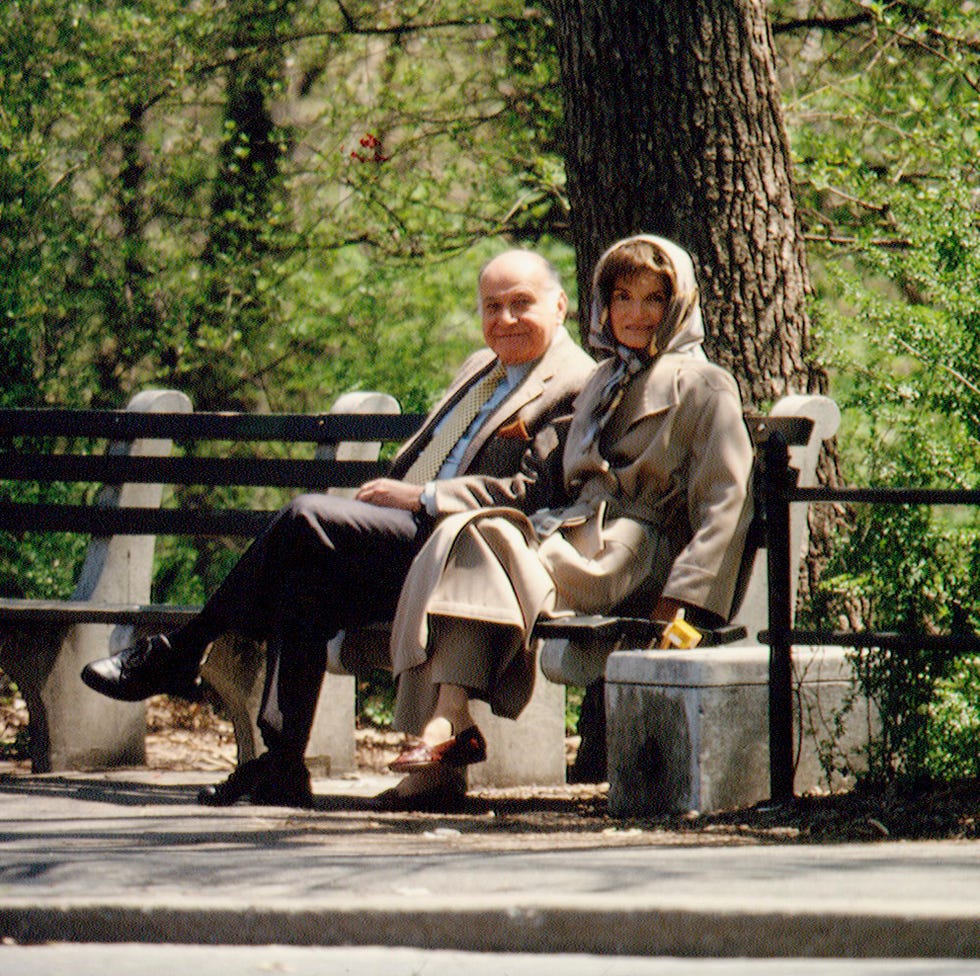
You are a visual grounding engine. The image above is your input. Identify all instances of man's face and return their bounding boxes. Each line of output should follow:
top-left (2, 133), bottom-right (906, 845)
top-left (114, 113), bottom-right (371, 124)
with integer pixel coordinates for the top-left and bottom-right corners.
top-left (479, 252), bottom-right (567, 366)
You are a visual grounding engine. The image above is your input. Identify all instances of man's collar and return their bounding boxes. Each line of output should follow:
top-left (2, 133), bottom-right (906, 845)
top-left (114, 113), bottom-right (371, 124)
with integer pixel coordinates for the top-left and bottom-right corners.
top-left (505, 360), bottom-right (534, 386)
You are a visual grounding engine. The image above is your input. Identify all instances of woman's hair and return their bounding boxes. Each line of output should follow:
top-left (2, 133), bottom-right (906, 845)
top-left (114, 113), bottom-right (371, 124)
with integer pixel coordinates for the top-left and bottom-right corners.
top-left (594, 239), bottom-right (675, 314)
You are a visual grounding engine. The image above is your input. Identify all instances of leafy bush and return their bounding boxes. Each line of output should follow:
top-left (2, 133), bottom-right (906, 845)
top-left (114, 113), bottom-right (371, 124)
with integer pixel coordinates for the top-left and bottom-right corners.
top-left (781, 0), bottom-right (980, 784)
top-left (803, 228), bottom-right (980, 785)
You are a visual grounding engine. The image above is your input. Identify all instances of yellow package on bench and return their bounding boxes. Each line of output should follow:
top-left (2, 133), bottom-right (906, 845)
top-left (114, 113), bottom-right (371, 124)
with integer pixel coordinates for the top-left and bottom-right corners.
top-left (658, 609), bottom-right (703, 650)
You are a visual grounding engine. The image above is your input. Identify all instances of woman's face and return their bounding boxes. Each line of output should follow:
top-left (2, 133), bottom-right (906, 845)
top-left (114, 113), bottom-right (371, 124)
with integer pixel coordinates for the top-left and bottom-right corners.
top-left (608, 269), bottom-right (670, 351)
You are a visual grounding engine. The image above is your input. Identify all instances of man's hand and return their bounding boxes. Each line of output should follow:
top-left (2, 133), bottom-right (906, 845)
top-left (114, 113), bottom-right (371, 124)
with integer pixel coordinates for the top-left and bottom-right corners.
top-left (356, 478), bottom-right (424, 512)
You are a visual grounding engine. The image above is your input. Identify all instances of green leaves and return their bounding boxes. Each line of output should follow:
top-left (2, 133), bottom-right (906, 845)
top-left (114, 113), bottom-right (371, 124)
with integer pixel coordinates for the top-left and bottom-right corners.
top-left (776, 1), bottom-right (980, 783)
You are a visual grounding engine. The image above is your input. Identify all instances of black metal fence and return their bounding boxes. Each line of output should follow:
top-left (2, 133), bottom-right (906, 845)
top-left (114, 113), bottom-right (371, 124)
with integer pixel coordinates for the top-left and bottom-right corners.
top-left (759, 432), bottom-right (980, 802)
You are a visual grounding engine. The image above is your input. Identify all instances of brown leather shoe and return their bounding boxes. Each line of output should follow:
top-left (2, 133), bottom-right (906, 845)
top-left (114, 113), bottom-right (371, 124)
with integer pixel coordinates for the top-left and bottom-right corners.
top-left (389, 725), bottom-right (487, 773)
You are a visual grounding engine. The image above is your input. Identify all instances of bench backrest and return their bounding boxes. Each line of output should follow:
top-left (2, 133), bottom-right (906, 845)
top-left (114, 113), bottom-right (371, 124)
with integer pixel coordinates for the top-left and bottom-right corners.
top-left (0, 399), bottom-right (425, 540)
top-left (1, 390), bottom-right (840, 635)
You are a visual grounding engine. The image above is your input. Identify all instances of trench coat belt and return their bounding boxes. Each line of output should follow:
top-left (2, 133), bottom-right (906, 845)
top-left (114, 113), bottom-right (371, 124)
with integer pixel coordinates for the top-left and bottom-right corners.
top-left (529, 500), bottom-right (598, 538)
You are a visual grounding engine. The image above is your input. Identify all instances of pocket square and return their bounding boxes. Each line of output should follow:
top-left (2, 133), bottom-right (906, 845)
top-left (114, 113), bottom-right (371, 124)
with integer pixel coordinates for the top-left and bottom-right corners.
top-left (496, 418), bottom-right (530, 440)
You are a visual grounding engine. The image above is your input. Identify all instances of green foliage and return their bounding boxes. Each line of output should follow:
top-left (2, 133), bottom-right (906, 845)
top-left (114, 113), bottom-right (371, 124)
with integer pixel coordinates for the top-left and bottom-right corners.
top-left (822, 511), bottom-right (980, 780)
top-left (357, 670), bottom-right (396, 728)
top-left (3, 0), bottom-right (978, 777)
top-left (0, 1), bottom-right (573, 609)
top-left (0, 482), bottom-right (88, 599)
top-left (1, 0), bottom-right (566, 408)
top-left (926, 653), bottom-right (980, 781)
top-left (774, 1), bottom-right (980, 782)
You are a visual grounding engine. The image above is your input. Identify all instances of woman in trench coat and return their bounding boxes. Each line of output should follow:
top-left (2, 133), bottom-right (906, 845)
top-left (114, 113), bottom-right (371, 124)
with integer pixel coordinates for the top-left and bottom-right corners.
top-left (377, 234), bottom-right (754, 810)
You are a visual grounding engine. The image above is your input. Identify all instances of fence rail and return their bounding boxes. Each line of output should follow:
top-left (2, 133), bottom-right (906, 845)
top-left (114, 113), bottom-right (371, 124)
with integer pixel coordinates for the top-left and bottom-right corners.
top-left (761, 432), bottom-right (980, 803)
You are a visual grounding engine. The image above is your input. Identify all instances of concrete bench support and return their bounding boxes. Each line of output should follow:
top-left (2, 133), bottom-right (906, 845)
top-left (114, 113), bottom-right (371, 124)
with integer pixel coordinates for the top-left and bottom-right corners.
top-left (1, 389), bottom-right (193, 772)
top-left (469, 660), bottom-right (567, 788)
top-left (605, 644), bottom-right (870, 815)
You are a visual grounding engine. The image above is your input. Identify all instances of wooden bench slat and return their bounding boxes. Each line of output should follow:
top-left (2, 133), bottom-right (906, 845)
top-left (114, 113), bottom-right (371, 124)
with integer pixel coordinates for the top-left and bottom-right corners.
top-left (0, 453), bottom-right (385, 488)
top-left (0, 503), bottom-right (281, 537)
top-left (0, 409), bottom-right (425, 443)
top-left (533, 615), bottom-right (747, 648)
top-left (0, 598), bottom-right (201, 626)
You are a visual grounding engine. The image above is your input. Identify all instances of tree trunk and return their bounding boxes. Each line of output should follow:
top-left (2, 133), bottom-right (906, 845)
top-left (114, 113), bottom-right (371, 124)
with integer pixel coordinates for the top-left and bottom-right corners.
top-left (549, 0), bottom-right (842, 611)
top-left (189, 2), bottom-right (294, 411)
top-left (549, 0), bottom-right (824, 404)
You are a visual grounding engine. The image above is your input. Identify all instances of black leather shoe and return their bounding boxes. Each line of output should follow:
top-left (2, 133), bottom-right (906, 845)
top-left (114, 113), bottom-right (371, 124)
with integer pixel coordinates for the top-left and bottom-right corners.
top-left (197, 754), bottom-right (314, 809)
top-left (250, 762), bottom-right (314, 808)
top-left (81, 635), bottom-right (202, 703)
top-left (197, 757), bottom-right (267, 806)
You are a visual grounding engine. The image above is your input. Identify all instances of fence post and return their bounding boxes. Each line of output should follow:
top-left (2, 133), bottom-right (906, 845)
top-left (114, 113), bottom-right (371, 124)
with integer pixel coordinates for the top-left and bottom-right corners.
top-left (764, 431), bottom-right (795, 803)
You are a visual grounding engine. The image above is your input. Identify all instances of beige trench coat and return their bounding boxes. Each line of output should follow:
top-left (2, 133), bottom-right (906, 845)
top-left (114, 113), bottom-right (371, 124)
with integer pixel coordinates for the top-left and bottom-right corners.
top-left (389, 349), bottom-right (754, 730)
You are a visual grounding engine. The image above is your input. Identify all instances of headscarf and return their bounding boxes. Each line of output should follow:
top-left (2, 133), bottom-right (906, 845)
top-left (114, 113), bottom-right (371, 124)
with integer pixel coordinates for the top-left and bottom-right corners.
top-left (581, 234), bottom-right (707, 456)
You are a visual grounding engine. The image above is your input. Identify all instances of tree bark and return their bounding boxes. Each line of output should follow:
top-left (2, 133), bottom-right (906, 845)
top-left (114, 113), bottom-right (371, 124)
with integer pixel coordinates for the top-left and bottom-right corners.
top-left (549, 0), bottom-right (824, 405)
top-left (549, 0), bottom-right (843, 616)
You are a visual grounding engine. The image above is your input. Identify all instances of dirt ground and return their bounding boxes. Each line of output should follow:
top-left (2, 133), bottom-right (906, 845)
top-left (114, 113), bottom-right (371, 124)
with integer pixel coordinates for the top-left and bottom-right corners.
top-left (5, 691), bottom-right (980, 843)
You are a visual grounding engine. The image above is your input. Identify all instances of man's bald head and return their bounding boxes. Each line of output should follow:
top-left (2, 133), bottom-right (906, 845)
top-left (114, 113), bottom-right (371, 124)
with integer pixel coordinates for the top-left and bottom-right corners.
top-left (477, 250), bottom-right (568, 366)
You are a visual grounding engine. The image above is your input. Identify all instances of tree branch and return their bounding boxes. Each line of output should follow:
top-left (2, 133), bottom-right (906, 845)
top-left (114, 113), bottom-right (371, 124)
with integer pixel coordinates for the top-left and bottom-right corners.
top-left (334, 0), bottom-right (356, 32)
top-left (771, 14), bottom-right (873, 36)
top-left (896, 338), bottom-right (980, 401)
top-left (803, 234), bottom-right (912, 249)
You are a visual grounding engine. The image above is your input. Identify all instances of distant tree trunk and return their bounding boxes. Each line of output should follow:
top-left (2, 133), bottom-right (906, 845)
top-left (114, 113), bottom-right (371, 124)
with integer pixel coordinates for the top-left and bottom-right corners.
top-left (549, 0), bottom-right (824, 406)
top-left (189, 1), bottom-right (294, 410)
top-left (95, 103), bottom-right (162, 404)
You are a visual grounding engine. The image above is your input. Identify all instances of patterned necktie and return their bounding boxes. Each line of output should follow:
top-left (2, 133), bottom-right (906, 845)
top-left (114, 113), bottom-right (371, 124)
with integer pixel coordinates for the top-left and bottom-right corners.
top-left (403, 362), bottom-right (507, 484)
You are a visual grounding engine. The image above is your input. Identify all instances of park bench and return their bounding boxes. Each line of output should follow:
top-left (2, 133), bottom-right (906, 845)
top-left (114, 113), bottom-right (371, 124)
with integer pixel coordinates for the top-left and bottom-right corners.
top-left (0, 389), bottom-right (419, 773)
top-left (0, 387), bottom-right (845, 813)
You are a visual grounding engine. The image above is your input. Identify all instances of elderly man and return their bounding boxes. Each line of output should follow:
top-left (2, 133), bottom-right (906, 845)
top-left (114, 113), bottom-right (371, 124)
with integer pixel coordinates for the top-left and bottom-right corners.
top-left (81, 250), bottom-right (595, 808)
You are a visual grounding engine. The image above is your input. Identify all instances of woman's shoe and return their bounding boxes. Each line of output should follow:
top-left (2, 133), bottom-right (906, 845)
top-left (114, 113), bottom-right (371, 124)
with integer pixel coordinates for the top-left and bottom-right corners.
top-left (389, 725), bottom-right (487, 773)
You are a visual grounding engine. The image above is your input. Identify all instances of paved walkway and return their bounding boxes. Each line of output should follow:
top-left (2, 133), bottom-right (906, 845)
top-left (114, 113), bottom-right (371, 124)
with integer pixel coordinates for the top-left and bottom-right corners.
top-left (3, 766), bottom-right (980, 960)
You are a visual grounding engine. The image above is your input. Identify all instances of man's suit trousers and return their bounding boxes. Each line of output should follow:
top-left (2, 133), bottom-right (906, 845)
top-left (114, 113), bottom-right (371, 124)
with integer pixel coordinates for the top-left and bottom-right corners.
top-left (190, 493), bottom-right (427, 758)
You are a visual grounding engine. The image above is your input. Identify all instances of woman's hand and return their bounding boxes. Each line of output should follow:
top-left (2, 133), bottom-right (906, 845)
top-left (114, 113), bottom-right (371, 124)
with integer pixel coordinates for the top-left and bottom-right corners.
top-left (651, 596), bottom-right (687, 622)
